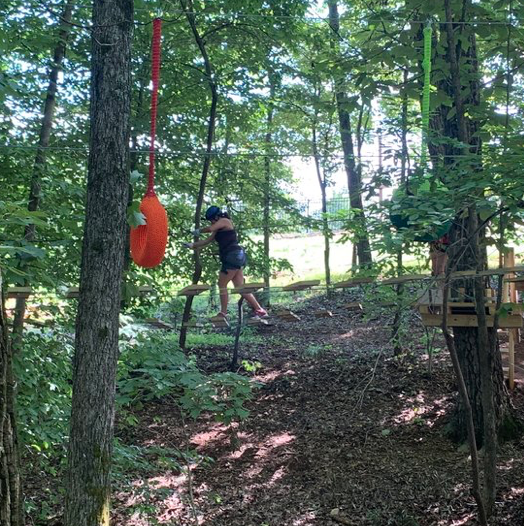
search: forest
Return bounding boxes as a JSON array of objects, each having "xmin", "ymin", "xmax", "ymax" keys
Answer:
[{"xmin": 1, "ymin": 0, "xmax": 524, "ymax": 525}]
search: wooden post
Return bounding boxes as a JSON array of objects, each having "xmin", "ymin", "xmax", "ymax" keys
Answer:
[
  {"xmin": 504, "ymin": 248, "xmax": 517, "ymax": 389},
  {"xmin": 508, "ymin": 329, "xmax": 515, "ymax": 391}
]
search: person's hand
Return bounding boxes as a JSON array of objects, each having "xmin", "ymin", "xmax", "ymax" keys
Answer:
[
  {"xmin": 182, "ymin": 242, "xmax": 194, "ymax": 249},
  {"xmin": 191, "ymin": 228, "xmax": 201, "ymax": 236}
]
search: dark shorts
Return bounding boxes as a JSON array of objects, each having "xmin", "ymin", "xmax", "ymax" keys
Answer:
[{"xmin": 220, "ymin": 248, "xmax": 247, "ymax": 274}]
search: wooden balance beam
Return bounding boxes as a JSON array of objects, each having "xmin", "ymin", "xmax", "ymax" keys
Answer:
[
  {"xmin": 177, "ymin": 284, "xmax": 211, "ymax": 297},
  {"xmin": 275, "ymin": 309, "xmax": 301, "ymax": 322},
  {"xmin": 231, "ymin": 282, "xmax": 265, "ymax": 294},
  {"xmin": 282, "ymin": 279, "xmax": 320, "ymax": 292}
]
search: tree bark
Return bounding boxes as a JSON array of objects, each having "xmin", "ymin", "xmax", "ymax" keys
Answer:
[
  {"xmin": 12, "ymin": 0, "xmax": 74, "ymax": 343},
  {"xmin": 64, "ymin": 0, "xmax": 133, "ymax": 524},
  {"xmin": 0, "ymin": 269, "xmax": 22, "ymax": 526},
  {"xmin": 179, "ymin": 0, "xmax": 218, "ymax": 349},
  {"xmin": 312, "ymin": 121, "xmax": 331, "ymax": 292},
  {"xmin": 423, "ymin": 1, "xmax": 518, "ymax": 452},
  {"xmin": 262, "ymin": 79, "xmax": 275, "ymax": 306},
  {"xmin": 327, "ymin": 0, "xmax": 372, "ymax": 267}
]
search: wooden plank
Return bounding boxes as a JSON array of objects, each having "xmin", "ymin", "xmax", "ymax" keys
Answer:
[
  {"xmin": 231, "ymin": 282, "xmax": 265, "ymax": 294},
  {"xmin": 275, "ymin": 310, "xmax": 300, "ymax": 322},
  {"xmin": 343, "ymin": 302, "xmax": 363, "ymax": 311},
  {"xmin": 145, "ymin": 318, "xmax": 174, "ymax": 330},
  {"xmin": 210, "ymin": 315, "xmax": 229, "ymax": 327},
  {"xmin": 6, "ymin": 287, "xmax": 33, "ymax": 299},
  {"xmin": 282, "ymin": 279, "xmax": 320, "ymax": 292},
  {"xmin": 177, "ymin": 284, "xmax": 211, "ymax": 297},
  {"xmin": 421, "ymin": 313, "xmax": 523, "ymax": 328},
  {"xmin": 314, "ymin": 310, "xmax": 333, "ymax": 318},
  {"xmin": 246, "ymin": 317, "xmax": 269, "ymax": 326},
  {"xmin": 334, "ymin": 277, "xmax": 375, "ymax": 288}
]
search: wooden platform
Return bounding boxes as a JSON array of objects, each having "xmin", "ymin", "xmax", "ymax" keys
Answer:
[
  {"xmin": 282, "ymin": 279, "xmax": 320, "ymax": 292},
  {"xmin": 246, "ymin": 317, "xmax": 269, "ymax": 326},
  {"xmin": 177, "ymin": 284, "xmax": 211, "ymax": 296},
  {"xmin": 6, "ymin": 287, "xmax": 32, "ymax": 299},
  {"xmin": 421, "ymin": 313, "xmax": 523, "ymax": 328}
]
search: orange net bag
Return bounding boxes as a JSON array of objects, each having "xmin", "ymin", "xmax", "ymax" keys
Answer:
[{"xmin": 130, "ymin": 18, "xmax": 168, "ymax": 268}]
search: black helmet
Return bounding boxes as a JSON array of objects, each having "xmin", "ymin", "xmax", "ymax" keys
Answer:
[{"xmin": 205, "ymin": 205, "xmax": 221, "ymax": 221}]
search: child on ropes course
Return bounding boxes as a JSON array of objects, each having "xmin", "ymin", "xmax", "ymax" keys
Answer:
[{"xmin": 183, "ymin": 205, "xmax": 268, "ymax": 321}]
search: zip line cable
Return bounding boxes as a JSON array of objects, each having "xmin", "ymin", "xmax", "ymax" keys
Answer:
[
  {"xmin": 1, "ymin": 144, "xmax": 523, "ymax": 159},
  {"xmin": 22, "ymin": 2, "xmax": 523, "ymax": 25}
]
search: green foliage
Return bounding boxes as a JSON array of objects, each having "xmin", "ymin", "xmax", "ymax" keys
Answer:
[
  {"xmin": 117, "ymin": 332, "xmax": 255, "ymax": 425},
  {"xmin": 14, "ymin": 330, "xmax": 73, "ymax": 453}
]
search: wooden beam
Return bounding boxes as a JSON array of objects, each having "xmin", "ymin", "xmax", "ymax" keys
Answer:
[
  {"xmin": 282, "ymin": 279, "xmax": 320, "ymax": 292},
  {"xmin": 421, "ymin": 313, "xmax": 523, "ymax": 328},
  {"xmin": 6, "ymin": 287, "xmax": 32, "ymax": 299},
  {"xmin": 210, "ymin": 315, "xmax": 229, "ymax": 328},
  {"xmin": 343, "ymin": 302, "xmax": 363, "ymax": 311},
  {"xmin": 275, "ymin": 310, "xmax": 300, "ymax": 322},
  {"xmin": 177, "ymin": 284, "xmax": 211, "ymax": 297},
  {"xmin": 246, "ymin": 317, "xmax": 269, "ymax": 326},
  {"xmin": 314, "ymin": 310, "xmax": 333, "ymax": 318},
  {"xmin": 231, "ymin": 282, "xmax": 265, "ymax": 294}
]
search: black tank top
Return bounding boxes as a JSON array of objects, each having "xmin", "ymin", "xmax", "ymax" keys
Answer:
[{"xmin": 215, "ymin": 229, "xmax": 241, "ymax": 258}]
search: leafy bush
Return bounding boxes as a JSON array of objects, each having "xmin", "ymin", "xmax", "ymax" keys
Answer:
[
  {"xmin": 14, "ymin": 329, "xmax": 73, "ymax": 453},
  {"xmin": 117, "ymin": 332, "xmax": 255, "ymax": 424}
]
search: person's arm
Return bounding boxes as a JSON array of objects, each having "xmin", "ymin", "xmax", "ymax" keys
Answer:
[
  {"xmin": 186, "ymin": 232, "xmax": 215, "ymax": 250},
  {"xmin": 199, "ymin": 218, "xmax": 232, "ymax": 234}
]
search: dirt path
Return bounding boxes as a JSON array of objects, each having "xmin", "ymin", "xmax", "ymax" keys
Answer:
[{"xmin": 114, "ymin": 299, "xmax": 524, "ymax": 526}]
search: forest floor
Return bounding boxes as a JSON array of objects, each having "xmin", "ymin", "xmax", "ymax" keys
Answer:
[{"xmin": 110, "ymin": 293, "xmax": 524, "ymax": 526}]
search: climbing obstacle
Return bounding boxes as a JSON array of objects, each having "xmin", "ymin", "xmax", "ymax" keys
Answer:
[
  {"xmin": 177, "ymin": 284, "xmax": 211, "ymax": 296},
  {"xmin": 282, "ymin": 279, "xmax": 320, "ymax": 292},
  {"xmin": 231, "ymin": 282, "xmax": 265, "ymax": 294},
  {"xmin": 275, "ymin": 309, "xmax": 300, "ymax": 322}
]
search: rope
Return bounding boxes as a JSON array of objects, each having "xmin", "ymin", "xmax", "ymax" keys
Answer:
[
  {"xmin": 420, "ymin": 23, "xmax": 432, "ymax": 174},
  {"xmin": 147, "ymin": 18, "xmax": 162, "ymax": 197}
]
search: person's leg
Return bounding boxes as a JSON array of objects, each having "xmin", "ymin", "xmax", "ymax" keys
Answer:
[
  {"xmin": 232, "ymin": 269, "xmax": 265, "ymax": 312},
  {"xmin": 218, "ymin": 270, "xmax": 234, "ymax": 316}
]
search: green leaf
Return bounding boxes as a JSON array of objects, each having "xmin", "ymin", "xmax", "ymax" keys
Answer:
[{"xmin": 127, "ymin": 201, "xmax": 146, "ymax": 228}]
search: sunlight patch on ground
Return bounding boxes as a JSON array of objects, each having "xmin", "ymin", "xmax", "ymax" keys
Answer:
[
  {"xmin": 191, "ymin": 424, "xmax": 228, "ymax": 448},
  {"xmin": 438, "ymin": 513, "xmax": 475, "ymax": 525},
  {"xmin": 292, "ymin": 510, "xmax": 317, "ymax": 525}
]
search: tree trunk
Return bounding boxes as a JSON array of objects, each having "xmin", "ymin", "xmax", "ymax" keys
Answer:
[
  {"xmin": 179, "ymin": 0, "xmax": 218, "ymax": 349},
  {"xmin": 12, "ymin": 0, "xmax": 74, "ymax": 343},
  {"xmin": 262, "ymin": 77, "xmax": 275, "ymax": 306},
  {"xmin": 327, "ymin": 0, "xmax": 372, "ymax": 267},
  {"xmin": 312, "ymin": 122, "xmax": 331, "ymax": 292},
  {"xmin": 0, "ymin": 270, "xmax": 22, "ymax": 526},
  {"xmin": 423, "ymin": 2, "xmax": 519, "ymax": 452},
  {"xmin": 64, "ymin": 0, "xmax": 133, "ymax": 524}
]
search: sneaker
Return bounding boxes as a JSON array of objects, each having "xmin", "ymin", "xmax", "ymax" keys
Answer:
[{"xmin": 253, "ymin": 308, "xmax": 268, "ymax": 319}]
